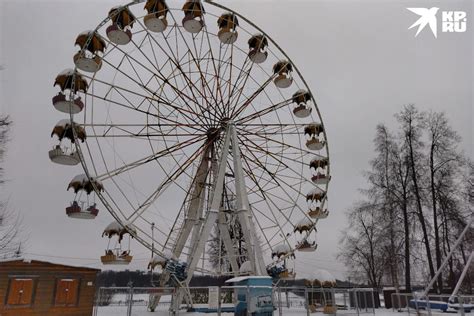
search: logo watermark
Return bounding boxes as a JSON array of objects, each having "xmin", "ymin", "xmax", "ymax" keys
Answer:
[{"xmin": 407, "ymin": 7, "xmax": 467, "ymax": 38}]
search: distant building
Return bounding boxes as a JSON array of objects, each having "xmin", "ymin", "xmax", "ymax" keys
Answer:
[{"xmin": 0, "ymin": 258, "xmax": 100, "ymax": 316}]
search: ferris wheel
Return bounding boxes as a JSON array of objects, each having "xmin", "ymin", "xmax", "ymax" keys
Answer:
[{"xmin": 49, "ymin": 0, "xmax": 330, "ymax": 286}]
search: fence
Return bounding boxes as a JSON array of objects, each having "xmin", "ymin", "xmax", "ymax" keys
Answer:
[
  {"xmin": 93, "ymin": 285, "xmax": 376, "ymax": 315},
  {"xmin": 390, "ymin": 292, "xmax": 474, "ymax": 316}
]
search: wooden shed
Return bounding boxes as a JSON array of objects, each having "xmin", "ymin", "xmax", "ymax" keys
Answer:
[{"xmin": 0, "ymin": 258, "xmax": 100, "ymax": 316}]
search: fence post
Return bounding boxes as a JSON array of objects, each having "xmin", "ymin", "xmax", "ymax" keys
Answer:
[
  {"xmin": 354, "ymin": 290, "xmax": 360, "ymax": 316},
  {"xmin": 271, "ymin": 286, "xmax": 275, "ymax": 316},
  {"xmin": 460, "ymin": 295, "xmax": 465, "ymax": 316},
  {"xmin": 305, "ymin": 287, "xmax": 310, "ymax": 316},
  {"xmin": 217, "ymin": 286, "xmax": 221, "ymax": 316},
  {"xmin": 426, "ymin": 294, "xmax": 432, "ymax": 316},
  {"xmin": 363, "ymin": 289, "xmax": 367, "ymax": 312},
  {"xmin": 127, "ymin": 283, "xmax": 134, "ymax": 316},
  {"xmin": 246, "ymin": 285, "xmax": 250, "ymax": 316},
  {"xmin": 371, "ymin": 289, "xmax": 375, "ymax": 314},
  {"xmin": 278, "ymin": 286, "xmax": 283, "ymax": 316}
]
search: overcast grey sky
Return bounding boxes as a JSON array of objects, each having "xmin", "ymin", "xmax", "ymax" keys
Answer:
[{"xmin": 0, "ymin": 0, "xmax": 472, "ymax": 280}]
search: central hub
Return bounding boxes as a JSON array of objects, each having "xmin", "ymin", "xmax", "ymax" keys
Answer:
[
  {"xmin": 207, "ymin": 118, "xmax": 232, "ymax": 141},
  {"xmin": 206, "ymin": 127, "xmax": 220, "ymax": 140}
]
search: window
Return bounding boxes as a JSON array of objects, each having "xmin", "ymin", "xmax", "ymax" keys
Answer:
[
  {"xmin": 6, "ymin": 278, "xmax": 34, "ymax": 306},
  {"xmin": 55, "ymin": 279, "xmax": 79, "ymax": 306}
]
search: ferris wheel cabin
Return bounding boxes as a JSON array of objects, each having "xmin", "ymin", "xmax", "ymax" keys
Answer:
[
  {"xmin": 49, "ymin": 119, "xmax": 86, "ymax": 166},
  {"xmin": 101, "ymin": 221, "xmax": 136, "ymax": 265},
  {"xmin": 248, "ymin": 34, "xmax": 268, "ymax": 63},
  {"xmin": 52, "ymin": 69, "xmax": 87, "ymax": 114},
  {"xmin": 292, "ymin": 89, "xmax": 313, "ymax": 118},
  {"xmin": 310, "ymin": 157, "xmax": 330, "ymax": 185},
  {"xmin": 74, "ymin": 31, "xmax": 105, "ymax": 73},
  {"xmin": 217, "ymin": 12, "xmax": 239, "ymax": 44},
  {"xmin": 273, "ymin": 60, "xmax": 293, "ymax": 89},
  {"xmin": 106, "ymin": 6, "xmax": 135, "ymax": 45},
  {"xmin": 144, "ymin": 0, "xmax": 169, "ymax": 33},
  {"xmin": 305, "ymin": 123, "xmax": 326, "ymax": 151},
  {"xmin": 182, "ymin": 0, "xmax": 205, "ymax": 33},
  {"xmin": 66, "ymin": 174, "xmax": 103, "ymax": 219}
]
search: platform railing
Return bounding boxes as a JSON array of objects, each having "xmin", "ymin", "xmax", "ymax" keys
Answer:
[
  {"xmin": 390, "ymin": 292, "xmax": 474, "ymax": 316},
  {"xmin": 93, "ymin": 285, "xmax": 378, "ymax": 315}
]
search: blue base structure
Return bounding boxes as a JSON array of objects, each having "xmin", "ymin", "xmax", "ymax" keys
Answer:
[
  {"xmin": 409, "ymin": 299, "xmax": 448, "ymax": 312},
  {"xmin": 188, "ymin": 306, "xmax": 236, "ymax": 313},
  {"xmin": 225, "ymin": 276, "xmax": 274, "ymax": 316}
]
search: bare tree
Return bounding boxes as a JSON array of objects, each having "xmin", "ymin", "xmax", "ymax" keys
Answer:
[
  {"xmin": 425, "ymin": 111, "xmax": 463, "ymax": 291},
  {"xmin": 339, "ymin": 202, "xmax": 389, "ymax": 288},
  {"xmin": 365, "ymin": 124, "xmax": 402, "ymax": 290},
  {"xmin": 0, "ymin": 116, "xmax": 11, "ymax": 184},
  {"xmin": 0, "ymin": 115, "xmax": 25, "ymax": 258},
  {"xmin": 396, "ymin": 105, "xmax": 436, "ymax": 286}
]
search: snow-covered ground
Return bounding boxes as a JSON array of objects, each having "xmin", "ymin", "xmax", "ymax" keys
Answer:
[
  {"xmin": 94, "ymin": 292, "xmax": 467, "ymax": 316},
  {"xmin": 95, "ymin": 306, "xmax": 463, "ymax": 316}
]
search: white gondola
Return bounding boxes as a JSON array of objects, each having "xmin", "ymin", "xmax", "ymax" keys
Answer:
[
  {"xmin": 101, "ymin": 249, "xmax": 133, "ymax": 265},
  {"xmin": 273, "ymin": 60, "xmax": 293, "ymax": 88},
  {"xmin": 311, "ymin": 173, "xmax": 329, "ymax": 185},
  {"xmin": 107, "ymin": 6, "xmax": 135, "ymax": 45},
  {"xmin": 52, "ymin": 93, "xmax": 84, "ymax": 114},
  {"xmin": 74, "ymin": 31, "xmax": 105, "ymax": 73},
  {"xmin": 144, "ymin": 0, "xmax": 169, "ymax": 33},
  {"xmin": 248, "ymin": 34, "xmax": 268, "ymax": 63},
  {"xmin": 49, "ymin": 146, "xmax": 80, "ymax": 166},
  {"xmin": 182, "ymin": 0, "xmax": 204, "ymax": 33},
  {"xmin": 292, "ymin": 89, "xmax": 312, "ymax": 118},
  {"xmin": 52, "ymin": 69, "xmax": 87, "ymax": 114},
  {"xmin": 306, "ymin": 138, "xmax": 325, "ymax": 151},
  {"xmin": 66, "ymin": 201, "xmax": 98, "ymax": 219},
  {"xmin": 217, "ymin": 13, "xmax": 238, "ymax": 44}
]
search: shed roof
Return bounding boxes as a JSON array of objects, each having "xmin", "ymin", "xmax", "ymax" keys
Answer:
[{"xmin": 0, "ymin": 258, "xmax": 101, "ymax": 272}]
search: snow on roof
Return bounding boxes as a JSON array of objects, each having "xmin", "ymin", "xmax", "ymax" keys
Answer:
[
  {"xmin": 296, "ymin": 217, "xmax": 313, "ymax": 227},
  {"xmin": 104, "ymin": 220, "xmax": 137, "ymax": 235},
  {"xmin": 59, "ymin": 68, "xmax": 75, "ymax": 76},
  {"xmin": 149, "ymin": 250, "xmax": 176, "ymax": 264},
  {"xmin": 306, "ymin": 269, "xmax": 336, "ymax": 282},
  {"xmin": 79, "ymin": 30, "xmax": 93, "ymax": 36},
  {"xmin": 55, "ymin": 119, "xmax": 71, "ymax": 127},
  {"xmin": 0, "ymin": 257, "xmax": 100, "ymax": 271},
  {"xmin": 310, "ymin": 156, "xmax": 326, "ymax": 165},
  {"xmin": 273, "ymin": 243, "xmax": 291, "ymax": 253},
  {"xmin": 239, "ymin": 261, "xmax": 252, "ymax": 273},
  {"xmin": 70, "ymin": 173, "xmax": 89, "ymax": 183},
  {"xmin": 307, "ymin": 187, "xmax": 325, "ymax": 196},
  {"xmin": 225, "ymin": 276, "xmax": 272, "ymax": 283},
  {"xmin": 104, "ymin": 220, "xmax": 122, "ymax": 232}
]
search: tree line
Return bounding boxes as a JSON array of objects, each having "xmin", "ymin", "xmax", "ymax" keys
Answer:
[{"xmin": 339, "ymin": 105, "xmax": 473, "ymax": 293}]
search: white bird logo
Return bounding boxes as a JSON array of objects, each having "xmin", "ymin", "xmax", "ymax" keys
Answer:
[{"xmin": 407, "ymin": 7, "xmax": 440, "ymax": 38}]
